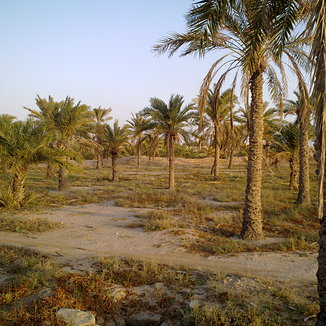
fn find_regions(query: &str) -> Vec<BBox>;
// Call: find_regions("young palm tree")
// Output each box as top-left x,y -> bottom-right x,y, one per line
92,107 -> 112,169
143,130 -> 161,162
105,120 -> 130,181
153,0 -> 302,239
141,95 -> 194,189
205,87 -> 233,180
127,113 -> 154,166
0,119 -> 62,206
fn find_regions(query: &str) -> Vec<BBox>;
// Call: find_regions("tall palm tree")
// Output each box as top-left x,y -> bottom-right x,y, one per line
26,96 -> 94,190
308,0 -> 326,323
92,107 -> 112,169
141,95 -> 194,189
127,113 -> 154,166
0,119 -> 63,206
105,120 -> 130,182
154,0 -> 302,239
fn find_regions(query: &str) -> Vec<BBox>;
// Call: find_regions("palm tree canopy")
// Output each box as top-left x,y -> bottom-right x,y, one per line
105,120 -> 130,155
25,95 -> 97,158
272,122 -> 300,160
141,94 -> 195,142
154,1 -> 309,114
127,113 -> 155,139
0,119 -> 63,170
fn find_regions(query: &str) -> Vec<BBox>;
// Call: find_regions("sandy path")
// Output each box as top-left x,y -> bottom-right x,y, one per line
0,201 -> 317,285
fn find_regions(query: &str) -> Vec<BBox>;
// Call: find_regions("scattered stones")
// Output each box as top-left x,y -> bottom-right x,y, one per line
56,308 -> 99,326
126,312 -> 161,326
131,285 -> 153,296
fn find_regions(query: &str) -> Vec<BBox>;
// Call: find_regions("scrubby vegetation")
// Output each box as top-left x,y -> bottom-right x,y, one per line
0,246 -> 318,325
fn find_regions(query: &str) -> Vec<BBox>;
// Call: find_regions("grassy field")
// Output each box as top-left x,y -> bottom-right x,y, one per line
0,157 -> 319,254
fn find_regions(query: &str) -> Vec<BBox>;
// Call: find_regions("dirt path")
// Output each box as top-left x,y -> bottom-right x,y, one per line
0,201 -> 317,285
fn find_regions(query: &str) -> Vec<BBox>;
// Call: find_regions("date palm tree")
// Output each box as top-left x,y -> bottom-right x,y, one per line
308,0 -> 326,323
127,113 -> 154,166
26,96 -> 94,190
105,120 -> 130,181
205,87 -> 234,180
272,123 -> 300,189
285,90 -> 312,204
92,107 -> 112,169
154,0 -> 302,239
0,119 -> 63,206
141,95 -> 194,189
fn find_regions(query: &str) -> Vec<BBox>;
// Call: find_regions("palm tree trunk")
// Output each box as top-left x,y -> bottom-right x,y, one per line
12,167 -> 27,204
96,151 -> 103,169
111,153 -> 119,181
168,134 -> 175,189
211,124 -> 219,180
240,70 -> 264,240
297,114 -> 310,203
58,167 -> 68,191
137,143 -> 141,167
228,144 -> 234,169
45,163 -> 54,179
317,163 -> 326,324
289,156 -> 298,190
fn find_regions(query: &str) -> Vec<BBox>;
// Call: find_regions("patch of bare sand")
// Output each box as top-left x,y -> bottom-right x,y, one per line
0,201 -> 317,286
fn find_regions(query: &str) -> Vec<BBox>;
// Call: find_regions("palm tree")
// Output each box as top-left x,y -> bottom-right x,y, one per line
26,96 -> 94,190
105,120 -> 130,181
0,119 -> 62,206
141,95 -> 194,189
127,113 -> 154,166
205,87 -> 233,180
92,107 -> 112,169
154,0 -> 303,239
285,90 -> 312,204
308,0 -> 326,323
272,123 -> 300,190
143,130 -> 161,162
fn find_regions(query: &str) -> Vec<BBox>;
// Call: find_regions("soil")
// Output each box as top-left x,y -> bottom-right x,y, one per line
0,200 -> 317,286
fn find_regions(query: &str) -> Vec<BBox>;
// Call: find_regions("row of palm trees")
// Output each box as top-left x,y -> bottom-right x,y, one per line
153,0 -> 325,322
0,91 -> 310,205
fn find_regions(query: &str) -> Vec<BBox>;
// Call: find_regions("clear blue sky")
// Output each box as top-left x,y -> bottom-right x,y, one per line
0,0 -> 299,122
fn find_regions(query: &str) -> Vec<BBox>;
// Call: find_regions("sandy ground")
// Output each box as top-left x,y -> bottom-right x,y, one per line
0,201 -> 317,286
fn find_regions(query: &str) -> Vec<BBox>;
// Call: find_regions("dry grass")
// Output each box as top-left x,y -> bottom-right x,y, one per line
0,216 -> 62,233
0,246 -> 318,326
135,210 -> 177,231
0,158 -> 320,255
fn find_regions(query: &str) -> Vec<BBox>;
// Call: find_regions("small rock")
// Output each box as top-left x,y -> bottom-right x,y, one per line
126,312 -> 161,326
154,283 -> 165,291
131,285 -> 153,296
56,308 -> 98,326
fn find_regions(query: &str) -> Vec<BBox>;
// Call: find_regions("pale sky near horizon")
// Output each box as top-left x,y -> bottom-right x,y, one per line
0,0 -> 300,123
